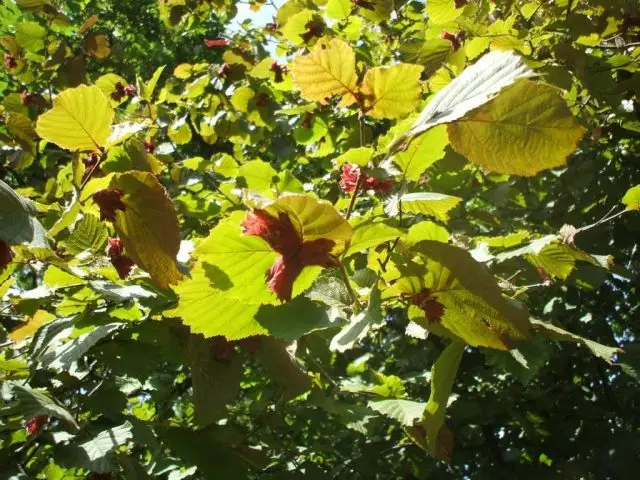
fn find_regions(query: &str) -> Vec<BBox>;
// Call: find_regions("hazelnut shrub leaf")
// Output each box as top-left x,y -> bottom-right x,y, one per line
448,80 -> 587,176
109,171 -> 182,289
36,84 -> 114,151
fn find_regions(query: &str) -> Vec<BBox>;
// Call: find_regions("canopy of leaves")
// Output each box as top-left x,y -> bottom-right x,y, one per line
1,0 -> 640,478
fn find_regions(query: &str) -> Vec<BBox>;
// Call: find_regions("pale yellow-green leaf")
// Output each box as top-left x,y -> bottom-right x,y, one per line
400,192 -> 462,221
448,80 -> 587,176
325,0 -> 351,19
36,85 -> 114,151
426,0 -> 465,25
16,21 -> 46,52
281,9 -> 317,46
196,212 -> 279,304
174,63 -> 193,79
43,265 -> 84,288
231,86 -> 255,113
361,64 -> 423,119
239,160 -> 277,193
406,221 -> 449,245
168,117 -> 192,145
334,147 -> 374,167
622,184 -> 640,211
344,219 -> 402,258
291,37 -> 358,107
110,171 -> 182,289
392,124 -> 448,180
166,263 -> 266,339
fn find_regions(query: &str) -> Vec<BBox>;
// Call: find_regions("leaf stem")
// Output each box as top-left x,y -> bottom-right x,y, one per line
338,261 -> 360,312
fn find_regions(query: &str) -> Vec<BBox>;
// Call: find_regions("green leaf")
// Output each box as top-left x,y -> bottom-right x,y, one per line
426,0 -> 465,25
48,196 -> 79,239
138,65 -> 165,102
403,51 -> 533,140
422,341 -> 464,460
330,284 -> 381,352
291,37 -> 358,107
168,116 -> 192,145
344,219 -> 402,258
399,192 -> 462,221
61,213 -> 107,254
239,159 -> 278,193
74,421 -> 133,473
0,381 -> 79,431
187,335 -> 243,426
325,0 -> 351,19
15,21 -> 46,52
195,213 -> 278,304
368,399 -> 426,426
361,64 -> 423,119
167,263 -> 267,339
43,266 -> 83,289
334,147 -> 374,167
109,171 -> 183,289
36,85 -> 114,151
530,318 -> 622,364
622,184 -> 640,211
406,221 -> 450,245
256,296 -> 333,341
402,241 -> 531,350
391,125 -> 449,181
0,178 -> 48,247
448,80 -> 587,176
255,337 -> 312,400
40,323 -> 122,370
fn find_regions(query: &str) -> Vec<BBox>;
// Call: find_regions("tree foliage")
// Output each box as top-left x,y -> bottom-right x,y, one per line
1,0 -> 640,478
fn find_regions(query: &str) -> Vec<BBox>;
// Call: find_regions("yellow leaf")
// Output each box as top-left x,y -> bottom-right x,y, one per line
36,84 -> 114,151
9,310 -> 55,343
360,64 -> 423,119
448,80 -> 586,176
110,171 -> 182,289
291,37 -> 358,107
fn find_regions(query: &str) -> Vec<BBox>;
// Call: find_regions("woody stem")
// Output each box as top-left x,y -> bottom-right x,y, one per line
338,261 -> 360,312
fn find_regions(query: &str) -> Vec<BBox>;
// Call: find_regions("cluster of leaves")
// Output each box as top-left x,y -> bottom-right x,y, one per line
1,0 -> 640,478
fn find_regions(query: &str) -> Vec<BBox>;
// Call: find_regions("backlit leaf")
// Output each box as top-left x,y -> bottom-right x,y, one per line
448,80 -> 587,176
399,192 -> 462,221
36,85 -> 114,151
109,171 -> 182,289
402,51 -> 533,141
291,37 -> 358,107
622,184 -> 640,211
360,64 -> 423,119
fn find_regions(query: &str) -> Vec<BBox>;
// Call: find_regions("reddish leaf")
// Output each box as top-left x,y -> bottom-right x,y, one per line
411,289 -> 445,325
0,239 -> 15,271
204,38 -> 229,48
93,188 -> 126,221
241,210 -> 302,255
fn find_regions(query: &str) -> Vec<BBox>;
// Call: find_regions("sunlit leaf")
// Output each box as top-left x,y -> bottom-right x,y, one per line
36,85 -> 114,151
360,63 -> 423,119
291,37 -> 358,107
448,80 -> 587,176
